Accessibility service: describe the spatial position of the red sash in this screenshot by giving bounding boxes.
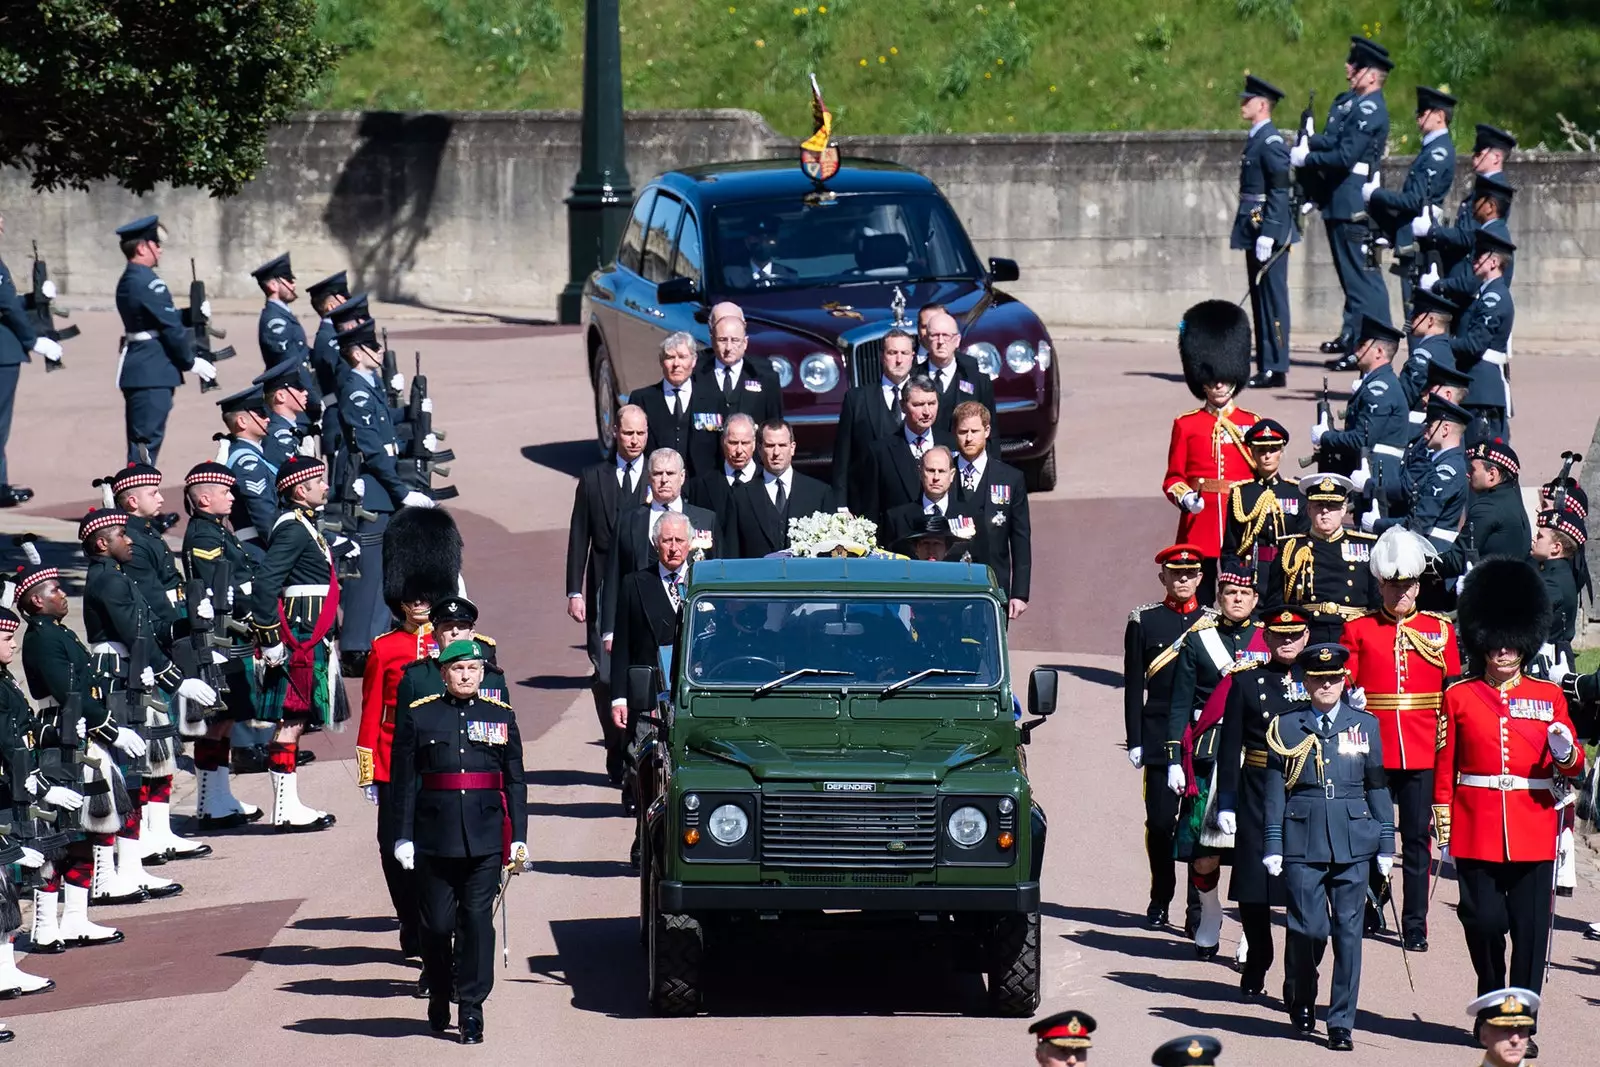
[1182,628,1269,798]
[278,574,341,714]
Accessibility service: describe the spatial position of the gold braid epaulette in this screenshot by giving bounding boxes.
[1266,716,1324,791]
[1281,538,1314,600]
[1230,483,1283,557]
[1398,620,1450,670]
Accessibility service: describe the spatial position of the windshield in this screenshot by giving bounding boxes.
[708,193,982,293]
[684,595,1003,689]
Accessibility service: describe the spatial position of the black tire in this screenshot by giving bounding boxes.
[638,841,650,948]
[648,877,704,1016]
[985,909,1040,1017]
[1022,445,1057,493]
[592,332,620,459]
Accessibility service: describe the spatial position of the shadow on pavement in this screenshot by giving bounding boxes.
[520,440,598,478]
[537,916,647,1017]
[1122,370,1187,384]
[1105,969,1247,1004]
[523,858,635,879]
[524,768,613,788]
[279,976,420,999]
[283,1016,425,1038]
[517,673,592,690]
[226,944,402,968]
[525,801,627,821]
[1354,1008,1475,1046]
[1150,1004,1288,1039]
[1040,902,1150,929]
[290,915,401,933]
[1044,663,1125,690]
[1063,926,1195,961]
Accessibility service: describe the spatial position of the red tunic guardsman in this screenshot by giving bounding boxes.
[1435,559,1585,1006]
[1163,301,1258,598]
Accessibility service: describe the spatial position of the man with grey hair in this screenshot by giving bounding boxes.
[633,331,713,473]
[916,307,994,431]
[855,373,956,527]
[685,411,758,529]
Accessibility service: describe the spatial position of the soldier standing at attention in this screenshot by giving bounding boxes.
[1235,75,1295,390]
[1369,394,1470,556]
[1124,544,1210,930]
[1364,86,1457,319]
[1270,474,1378,645]
[256,356,310,470]
[391,640,528,1045]
[216,385,278,555]
[1311,318,1409,513]
[305,271,350,456]
[251,253,316,419]
[1164,301,1259,604]
[1223,419,1307,588]
[1264,643,1393,1052]
[0,211,64,504]
[113,216,217,463]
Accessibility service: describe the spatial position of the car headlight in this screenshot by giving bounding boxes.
[965,342,1001,380]
[799,352,840,393]
[1036,339,1053,371]
[1005,340,1036,373]
[768,356,794,388]
[945,805,988,848]
[707,803,750,845]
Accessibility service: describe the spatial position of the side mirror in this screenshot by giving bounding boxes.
[627,665,657,713]
[1028,667,1057,717]
[657,277,701,305]
[988,257,1020,284]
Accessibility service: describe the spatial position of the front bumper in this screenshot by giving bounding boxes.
[658,880,1039,913]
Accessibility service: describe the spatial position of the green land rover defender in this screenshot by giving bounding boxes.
[622,557,1055,1017]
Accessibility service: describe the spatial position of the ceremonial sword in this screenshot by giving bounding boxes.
[1383,870,1414,992]
[492,857,535,969]
[1236,240,1295,307]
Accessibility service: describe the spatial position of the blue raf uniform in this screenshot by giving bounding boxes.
[1232,75,1296,380]
[1398,289,1464,413]
[252,252,319,432]
[1264,643,1394,1048]
[1366,86,1456,316]
[113,216,199,464]
[1375,395,1469,553]
[1316,317,1410,507]
[1449,228,1515,446]
[216,386,278,555]
[254,357,307,469]
[305,271,351,455]
[0,250,51,503]
[1301,38,1393,351]
[1426,175,1515,306]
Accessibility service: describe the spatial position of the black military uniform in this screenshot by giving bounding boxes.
[1265,644,1393,1050]
[182,464,265,716]
[1536,508,1582,673]
[1438,440,1530,580]
[1124,545,1210,927]
[101,463,183,627]
[394,599,508,716]
[1270,475,1378,644]
[1223,419,1308,585]
[391,640,527,1044]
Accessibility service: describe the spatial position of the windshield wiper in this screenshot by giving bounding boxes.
[753,668,852,697]
[880,668,979,698]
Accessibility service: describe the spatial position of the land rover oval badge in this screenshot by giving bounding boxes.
[887,840,907,853]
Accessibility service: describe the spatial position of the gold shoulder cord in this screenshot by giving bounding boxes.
[1230,485,1283,557]
[1397,621,1450,670]
[1266,717,1324,790]
[1281,539,1313,601]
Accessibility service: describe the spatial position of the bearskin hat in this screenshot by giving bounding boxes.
[1456,556,1551,670]
[1178,300,1253,401]
[383,507,462,614]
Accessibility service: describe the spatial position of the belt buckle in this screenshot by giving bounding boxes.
[1498,774,1514,791]
[1324,780,1337,800]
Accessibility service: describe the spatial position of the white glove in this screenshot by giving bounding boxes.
[191,357,218,383]
[201,298,213,320]
[75,716,86,740]
[1167,764,1186,795]
[1289,142,1310,168]
[1263,854,1284,877]
[17,847,44,869]
[1127,746,1142,768]
[1310,414,1329,446]
[1377,855,1394,879]
[1548,722,1575,762]
[32,336,62,363]
[420,397,433,414]
[394,840,415,870]
[401,491,434,509]
[261,643,288,667]
[1360,500,1380,532]
[40,279,56,301]
[508,841,529,865]
[113,727,147,758]
[331,536,361,559]
[43,785,85,811]
[1254,235,1274,262]
[363,784,379,806]
[389,372,405,393]
[177,677,218,705]
[1300,200,1317,217]
[139,666,155,688]
[1217,810,1237,837]
[1548,656,1571,686]
[1453,574,1467,596]
[1361,172,1381,203]
[195,597,215,622]
[1419,263,1441,293]
[1347,686,1368,712]
[1303,115,1315,138]
[1350,458,1371,492]
[422,432,439,453]
[1180,491,1204,515]
[351,477,366,499]
[1411,211,1432,238]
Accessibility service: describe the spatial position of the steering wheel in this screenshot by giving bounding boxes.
[706,655,782,677]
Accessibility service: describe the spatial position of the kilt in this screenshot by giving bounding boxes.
[1228,763,1287,906]
[257,619,346,727]
[1175,762,1232,863]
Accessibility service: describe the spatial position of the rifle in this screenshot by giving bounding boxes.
[182,259,236,394]
[172,568,231,732]
[317,447,377,580]
[1360,444,1389,521]
[122,621,168,778]
[381,330,403,411]
[403,352,458,501]
[24,241,79,369]
[1289,90,1317,232]
[1299,377,1333,469]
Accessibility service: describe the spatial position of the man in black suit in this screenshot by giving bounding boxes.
[951,400,1032,619]
[728,419,836,558]
[880,445,984,551]
[917,306,995,430]
[631,332,721,475]
[831,327,917,496]
[699,303,783,433]
[564,403,649,778]
[683,411,758,540]
[608,511,692,865]
[855,375,956,528]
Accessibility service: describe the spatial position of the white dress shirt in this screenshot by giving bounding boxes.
[725,460,758,485]
[882,375,906,412]
[903,424,932,458]
[663,378,692,414]
[648,498,684,540]
[616,455,641,493]
[716,360,745,394]
[921,494,949,515]
[958,453,988,492]
[764,468,793,506]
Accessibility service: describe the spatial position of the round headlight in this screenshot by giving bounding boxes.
[1005,340,1036,373]
[946,805,988,848]
[768,356,794,388]
[997,796,1016,815]
[683,793,701,812]
[965,342,1001,380]
[799,352,840,393]
[707,803,749,845]
[1036,339,1053,371]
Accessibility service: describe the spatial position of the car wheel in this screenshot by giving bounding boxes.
[985,909,1040,1017]
[648,871,704,1016]
[1022,445,1057,493]
[592,333,620,459]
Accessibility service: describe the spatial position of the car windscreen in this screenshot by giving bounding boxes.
[683,594,1002,691]
[707,193,982,293]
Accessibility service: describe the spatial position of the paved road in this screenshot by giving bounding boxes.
[5,309,1597,1064]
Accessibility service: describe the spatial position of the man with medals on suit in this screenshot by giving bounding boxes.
[1124,544,1211,930]
[683,412,758,544]
[610,512,693,867]
[1217,604,1313,1000]
[1223,419,1307,589]
[727,419,835,558]
[1264,642,1393,1051]
[697,306,782,471]
[1270,473,1379,645]
[854,375,954,529]
[634,333,713,476]
[1340,527,1460,948]
[879,445,982,554]
[1436,560,1585,1049]
[1165,559,1267,960]
[1234,75,1296,390]
[566,403,648,781]
[916,307,995,430]
[831,327,916,497]
[951,400,1031,619]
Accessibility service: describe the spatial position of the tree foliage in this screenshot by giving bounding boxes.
[0,0,339,196]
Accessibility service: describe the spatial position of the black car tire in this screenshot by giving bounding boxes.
[1022,445,1057,493]
[592,332,620,459]
[648,891,705,1017]
[986,909,1041,1017]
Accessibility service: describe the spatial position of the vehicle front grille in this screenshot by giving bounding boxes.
[761,793,938,869]
[787,871,913,886]
[849,338,883,388]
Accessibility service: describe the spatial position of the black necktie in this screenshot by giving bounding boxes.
[721,369,737,404]
[668,390,680,417]
[732,469,746,485]
[1319,713,1333,735]
[773,477,787,515]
